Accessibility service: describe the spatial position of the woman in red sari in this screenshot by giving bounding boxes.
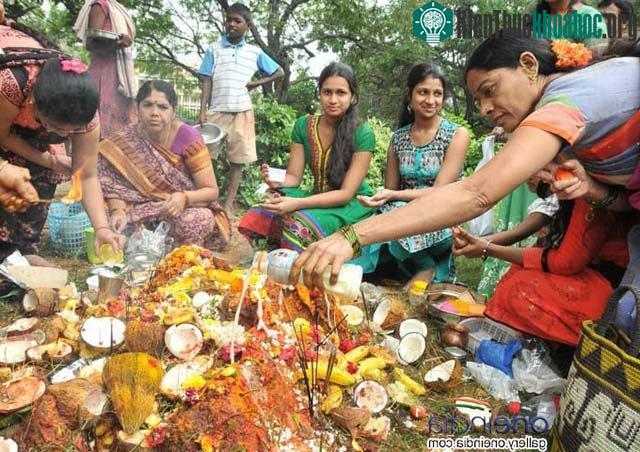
[98,80,230,249]
[452,164,635,345]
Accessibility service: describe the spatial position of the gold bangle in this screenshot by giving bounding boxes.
[339,224,362,258]
[481,240,493,261]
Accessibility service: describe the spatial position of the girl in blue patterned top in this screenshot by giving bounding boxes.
[354,63,470,288]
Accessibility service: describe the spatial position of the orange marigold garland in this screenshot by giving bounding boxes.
[551,40,592,69]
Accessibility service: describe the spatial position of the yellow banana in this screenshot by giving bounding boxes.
[357,357,387,375]
[393,367,426,395]
[321,385,343,413]
[361,368,387,383]
[302,360,356,386]
[344,345,370,363]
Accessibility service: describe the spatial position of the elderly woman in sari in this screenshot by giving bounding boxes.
[98,80,230,249]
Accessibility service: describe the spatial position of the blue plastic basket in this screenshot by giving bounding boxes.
[47,202,92,256]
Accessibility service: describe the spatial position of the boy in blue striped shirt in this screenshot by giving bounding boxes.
[198,3,283,212]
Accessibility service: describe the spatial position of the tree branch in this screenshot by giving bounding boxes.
[139,34,198,76]
[289,75,316,87]
[282,33,361,52]
[275,0,312,42]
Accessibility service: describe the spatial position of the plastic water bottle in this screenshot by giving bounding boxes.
[253,249,363,301]
[507,392,558,432]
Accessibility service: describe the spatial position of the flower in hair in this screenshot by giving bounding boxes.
[60,58,87,74]
[550,40,592,69]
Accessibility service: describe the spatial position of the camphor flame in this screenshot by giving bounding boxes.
[61,168,83,204]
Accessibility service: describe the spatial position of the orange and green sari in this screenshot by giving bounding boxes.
[98,123,230,250]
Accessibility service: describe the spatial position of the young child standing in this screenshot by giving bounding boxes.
[197,2,284,213]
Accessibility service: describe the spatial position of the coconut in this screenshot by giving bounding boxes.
[48,379,108,427]
[6,317,39,336]
[164,324,203,360]
[424,359,462,392]
[43,316,67,344]
[353,380,388,414]
[26,341,74,363]
[362,415,391,442]
[0,376,46,413]
[0,437,18,452]
[116,429,152,451]
[398,319,428,338]
[191,291,213,309]
[372,298,390,326]
[0,340,38,365]
[125,320,165,357]
[397,333,426,365]
[338,304,364,326]
[80,317,126,349]
[103,353,163,434]
[23,288,59,317]
[160,357,213,398]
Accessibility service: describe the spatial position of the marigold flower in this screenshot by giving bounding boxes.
[551,40,592,69]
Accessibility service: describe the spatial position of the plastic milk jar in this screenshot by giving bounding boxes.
[253,249,363,301]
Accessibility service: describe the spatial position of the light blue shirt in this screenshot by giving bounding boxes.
[197,37,281,112]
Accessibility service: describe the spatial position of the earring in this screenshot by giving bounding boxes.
[527,70,538,83]
[407,104,413,113]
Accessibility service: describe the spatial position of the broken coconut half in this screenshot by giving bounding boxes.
[339,304,364,326]
[397,332,426,365]
[22,288,59,317]
[80,317,126,349]
[0,376,46,413]
[0,340,38,365]
[0,437,18,452]
[353,380,388,414]
[26,341,74,363]
[6,318,39,336]
[398,318,428,338]
[160,356,213,397]
[164,324,203,360]
[424,359,462,391]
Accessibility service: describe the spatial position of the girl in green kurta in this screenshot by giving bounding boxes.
[238,62,375,251]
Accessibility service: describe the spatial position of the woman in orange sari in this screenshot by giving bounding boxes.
[98,81,230,249]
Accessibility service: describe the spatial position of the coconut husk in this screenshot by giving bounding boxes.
[381,297,408,330]
[102,353,163,434]
[43,316,66,344]
[0,376,45,413]
[23,288,59,317]
[16,392,89,451]
[48,379,108,428]
[125,320,165,357]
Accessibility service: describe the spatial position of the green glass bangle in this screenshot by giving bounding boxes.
[588,186,619,209]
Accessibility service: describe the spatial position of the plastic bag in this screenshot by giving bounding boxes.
[466,361,520,402]
[125,222,172,269]
[512,348,566,394]
[466,135,495,236]
[475,339,523,378]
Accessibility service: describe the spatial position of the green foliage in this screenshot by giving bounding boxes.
[440,110,485,176]
[212,95,298,208]
[364,117,393,190]
[254,95,298,167]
